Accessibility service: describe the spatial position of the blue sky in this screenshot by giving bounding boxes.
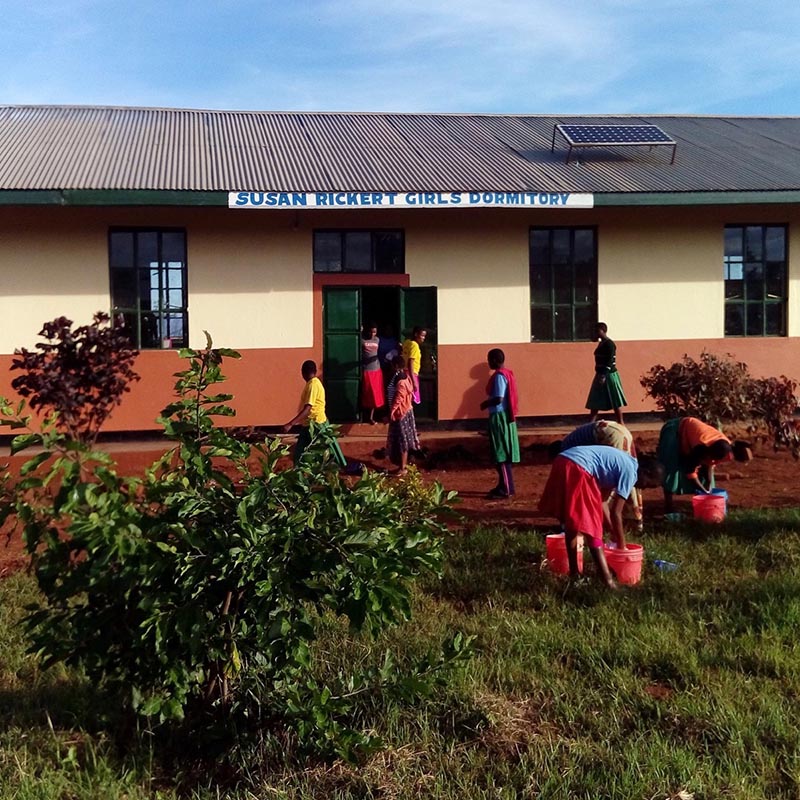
[3,0,799,114]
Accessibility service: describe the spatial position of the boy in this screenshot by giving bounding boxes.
[282,360,347,467]
[479,348,520,499]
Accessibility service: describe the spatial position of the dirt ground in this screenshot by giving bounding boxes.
[1,424,797,574]
[343,426,799,529]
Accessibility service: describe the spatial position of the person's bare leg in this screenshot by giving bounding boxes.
[588,545,617,589]
[663,488,674,514]
[589,409,598,422]
[565,530,582,579]
[615,407,624,424]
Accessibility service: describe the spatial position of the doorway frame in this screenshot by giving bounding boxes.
[314,273,411,424]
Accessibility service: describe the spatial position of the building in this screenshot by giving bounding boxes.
[1,105,799,431]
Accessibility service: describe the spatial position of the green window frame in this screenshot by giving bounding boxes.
[724,224,787,337]
[529,227,598,342]
[109,228,188,349]
[313,230,405,273]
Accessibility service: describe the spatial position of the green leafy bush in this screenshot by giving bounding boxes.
[1,333,466,770]
[641,351,800,457]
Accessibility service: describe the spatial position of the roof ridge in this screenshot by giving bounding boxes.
[2,104,798,120]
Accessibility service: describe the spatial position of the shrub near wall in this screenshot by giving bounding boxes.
[641,351,800,457]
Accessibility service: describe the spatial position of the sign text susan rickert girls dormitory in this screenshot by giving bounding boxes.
[228,191,594,209]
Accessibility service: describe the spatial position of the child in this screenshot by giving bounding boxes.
[401,327,426,404]
[360,322,385,424]
[539,444,642,588]
[378,323,400,390]
[479,348,520,499]
[549,419,643,531]
[282,360,347,467]
[386,355,420,475]
[657,416,751,513]
[586,322,627,424]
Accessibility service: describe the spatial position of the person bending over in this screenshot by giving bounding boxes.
[539,445,658,588]
[549,419,643,531]
[657,416,751,513]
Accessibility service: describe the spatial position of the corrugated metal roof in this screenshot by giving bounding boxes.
[2,105,800,194]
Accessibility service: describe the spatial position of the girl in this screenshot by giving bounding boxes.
[539,444,641,588]
[360,322,385,424]
[657,416,751,512]
[386,355,420,475]
[586,322,627,424]
[550,420,644,531]
[480,348,520,499]
[401,327,426,405]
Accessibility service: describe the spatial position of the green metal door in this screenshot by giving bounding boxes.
[323,287,361,422]
[400,286,438,421]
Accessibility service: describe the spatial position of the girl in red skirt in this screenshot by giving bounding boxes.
[539,445,642,588]
[361,322,385,424]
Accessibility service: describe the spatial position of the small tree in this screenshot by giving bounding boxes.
[1,334,466,770]
[639,351,752,425]
[10,312,139,444]
[749,375,800,457]
[641,350,800,457]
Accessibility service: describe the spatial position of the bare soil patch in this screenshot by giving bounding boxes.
[2,424,796,573]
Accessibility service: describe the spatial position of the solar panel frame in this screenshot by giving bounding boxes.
[551,123,677,164]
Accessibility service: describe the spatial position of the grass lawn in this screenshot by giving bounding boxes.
[1,510,799,799]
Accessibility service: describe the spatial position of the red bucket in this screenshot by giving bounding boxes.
[692,493,726,523]
[546,533,584,575]
[604,543,644,585]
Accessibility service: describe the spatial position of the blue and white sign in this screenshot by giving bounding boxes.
[228,190,594,209]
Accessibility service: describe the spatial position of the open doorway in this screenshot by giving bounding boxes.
[322,285,438,423]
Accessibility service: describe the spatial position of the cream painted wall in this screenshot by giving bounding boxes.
[0,212,109,351]
[406,205,800,346]
[2,204,800,356]
[408,215,530,345]
[188,224,312,349]
[598,205,800,341]
[0,208,314,354]
[598,214,723,341]
[788,221,800,337]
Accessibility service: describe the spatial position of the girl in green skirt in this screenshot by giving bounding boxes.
[586,322,626,424]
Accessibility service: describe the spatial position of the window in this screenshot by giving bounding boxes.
[109,229,188,349]
[529,227,597,341]
[313,230,404,273]
[724,225,787,336]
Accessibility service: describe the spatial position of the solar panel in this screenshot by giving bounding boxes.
[551,123,677,164]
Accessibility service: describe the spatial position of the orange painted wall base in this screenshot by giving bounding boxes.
[438,338,800,420]
[2,337,798,432]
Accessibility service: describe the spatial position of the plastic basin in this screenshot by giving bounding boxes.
[604,542,644,585]
[545,533,584,575]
